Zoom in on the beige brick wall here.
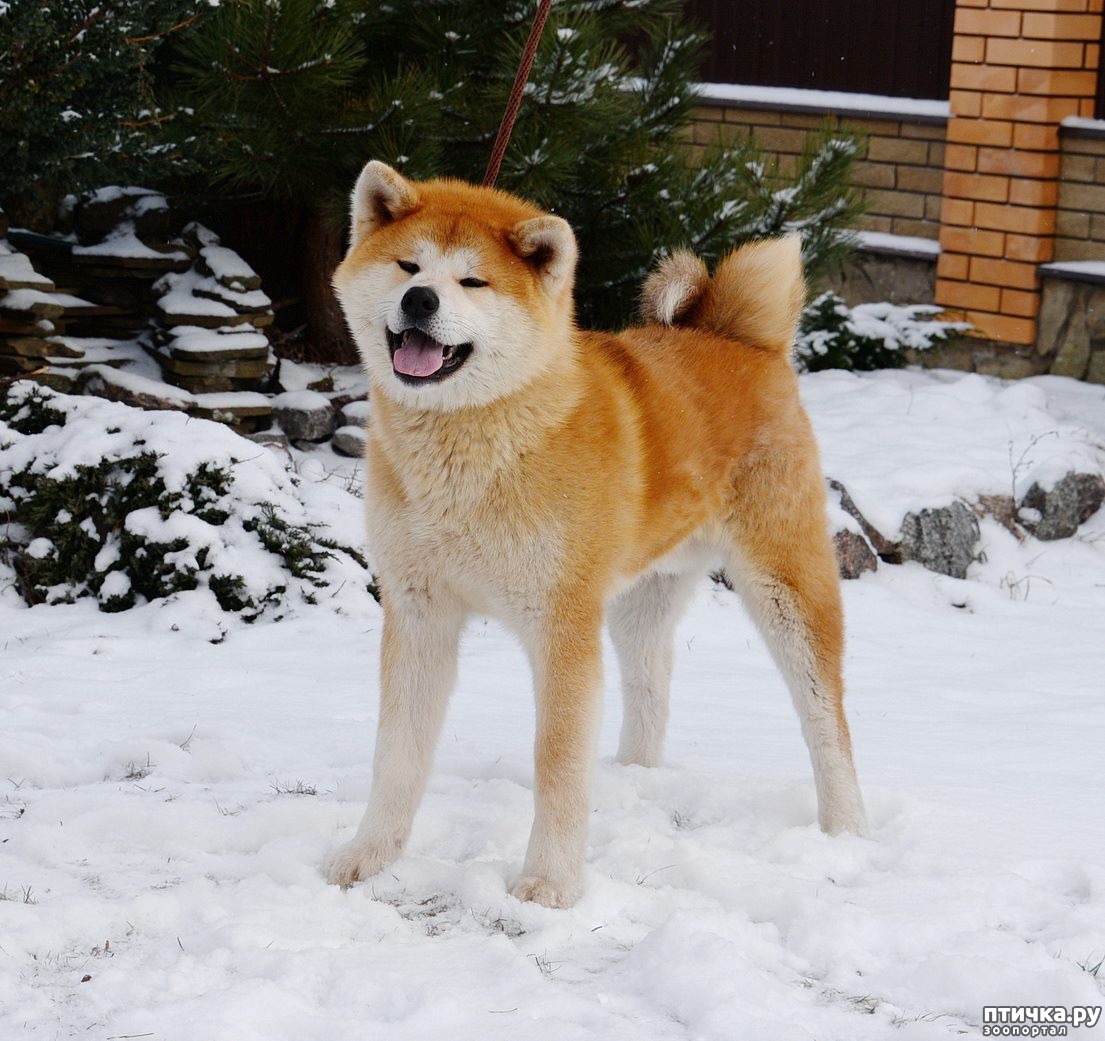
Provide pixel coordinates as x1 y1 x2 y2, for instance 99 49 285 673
688 103 948 241
1055 130 1105 262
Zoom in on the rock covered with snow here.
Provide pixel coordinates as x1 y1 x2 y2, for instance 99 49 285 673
273 389 335 442
331 424 368 458
339 397 372 427
148 225 274 396
73 185 173 244
80 364 194 412
1019 472 1105 541
187 222 263 293
0 238 55 292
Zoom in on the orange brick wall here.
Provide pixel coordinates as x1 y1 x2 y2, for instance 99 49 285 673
689 105 947 240
936 0 1104 345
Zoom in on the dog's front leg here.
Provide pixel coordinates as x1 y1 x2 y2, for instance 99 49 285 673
511 600 603 908
327 591 464 887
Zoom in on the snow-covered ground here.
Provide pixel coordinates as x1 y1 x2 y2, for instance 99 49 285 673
2 369 1104 1040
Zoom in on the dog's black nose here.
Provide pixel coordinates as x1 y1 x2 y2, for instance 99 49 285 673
401 286 439 319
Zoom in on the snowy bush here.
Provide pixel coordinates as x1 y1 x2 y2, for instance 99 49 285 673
0 384 374 618
796 292 968 373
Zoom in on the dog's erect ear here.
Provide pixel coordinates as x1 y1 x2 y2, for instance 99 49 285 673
509 215 577 291
349 161 420 248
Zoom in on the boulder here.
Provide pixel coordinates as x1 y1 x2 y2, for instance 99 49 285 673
73 187 172 244
1019 472 1105 541
898 502 980 580
247 430 291 451
332 424 368 458
339 398 372 427
273 390 335 442
975 493 1022 538
833 530 878 579
827 479 898 559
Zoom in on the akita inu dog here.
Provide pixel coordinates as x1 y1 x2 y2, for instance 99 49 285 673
327 160 867 908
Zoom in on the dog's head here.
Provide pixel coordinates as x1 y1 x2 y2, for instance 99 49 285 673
333 161 578 411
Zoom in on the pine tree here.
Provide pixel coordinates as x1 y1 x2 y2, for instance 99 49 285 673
167 0 862 350
381 0 862 329
0 0 191 218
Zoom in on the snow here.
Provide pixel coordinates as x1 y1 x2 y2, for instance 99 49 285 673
1061 116 1105 135
1040 260 1105 284
855 230 941 258
339 399 372 424
47 338 163 381
73 226 188 263
80 186 163 207
2 369 1105 1039
166 325 270 353
81 364 195 407
191 392 272 411
806 368 1104 536
0 244 54 288
274 389 332 411
691 83 951 121
277 360 366 396
0 288 95 312
155 268 271 318
199 244 260 287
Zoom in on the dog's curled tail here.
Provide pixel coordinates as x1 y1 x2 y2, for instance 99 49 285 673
640 235 806 355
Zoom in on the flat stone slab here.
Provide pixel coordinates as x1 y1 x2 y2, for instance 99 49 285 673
81 365 194 411
154 303 257 329
161 325 270 362
2 336 83 358
0 317 56 336
0 353 48 374
155 352 269 380
1 289 65 320
190 392 273 432
155 268 272 328
0 248 55 292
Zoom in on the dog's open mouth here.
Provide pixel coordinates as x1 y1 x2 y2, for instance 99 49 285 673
387 328 473 383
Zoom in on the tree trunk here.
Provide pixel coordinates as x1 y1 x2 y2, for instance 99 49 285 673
217 199 357 365
299 206 354 364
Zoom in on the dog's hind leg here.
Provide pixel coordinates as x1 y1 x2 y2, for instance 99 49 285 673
327 590 466 887
723 465 868 837
608 570 698 767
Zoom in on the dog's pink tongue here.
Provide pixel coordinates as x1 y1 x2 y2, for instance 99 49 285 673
393 330 444 378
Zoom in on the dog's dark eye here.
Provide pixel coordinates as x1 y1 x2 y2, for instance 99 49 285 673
459 277 488 288
397 260 419 274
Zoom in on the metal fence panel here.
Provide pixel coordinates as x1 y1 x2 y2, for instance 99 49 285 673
688 0 956 101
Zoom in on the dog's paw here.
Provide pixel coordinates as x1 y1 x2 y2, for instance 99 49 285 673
509 875 580 909
325 840 394 888
819 791 870 839
823 811 870 839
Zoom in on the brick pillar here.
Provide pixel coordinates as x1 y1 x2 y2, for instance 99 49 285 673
936 0 1103 346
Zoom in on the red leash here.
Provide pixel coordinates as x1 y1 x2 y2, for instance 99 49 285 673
482 0 554 187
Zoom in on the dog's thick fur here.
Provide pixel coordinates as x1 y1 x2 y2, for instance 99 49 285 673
328 161 867 908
